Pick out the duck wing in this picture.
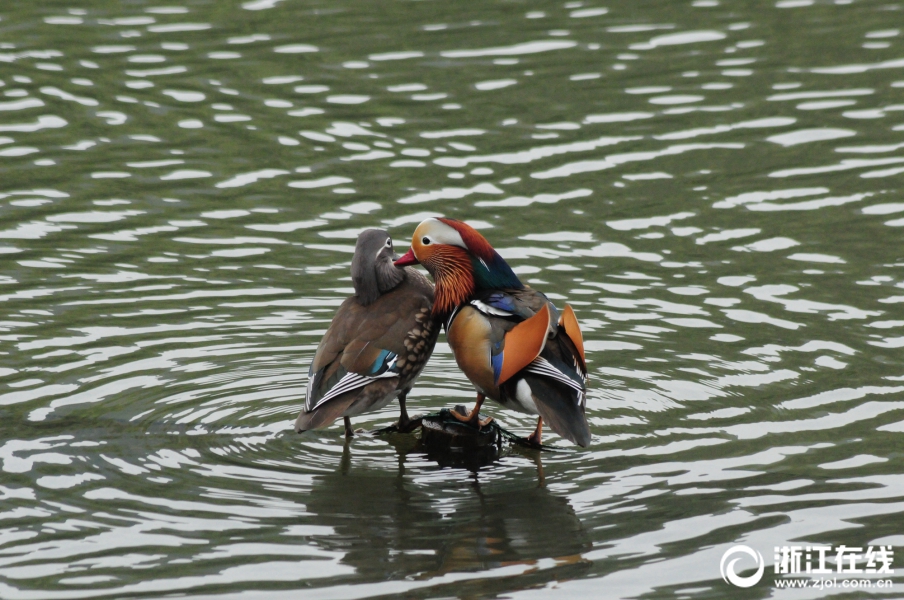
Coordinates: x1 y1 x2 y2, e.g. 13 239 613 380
305 271 435 413
462 288 561 387
449 287 585 389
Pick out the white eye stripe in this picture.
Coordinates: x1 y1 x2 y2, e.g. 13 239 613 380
418 218 466 248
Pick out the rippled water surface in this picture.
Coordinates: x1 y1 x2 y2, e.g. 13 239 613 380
2 1 904 598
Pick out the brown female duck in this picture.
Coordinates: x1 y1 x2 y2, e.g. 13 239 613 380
295 229 438 437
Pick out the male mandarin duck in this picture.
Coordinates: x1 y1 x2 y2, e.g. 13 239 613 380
394 218 591 447
295 229 439 438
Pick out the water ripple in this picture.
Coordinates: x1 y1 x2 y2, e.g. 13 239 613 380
1 1 903 597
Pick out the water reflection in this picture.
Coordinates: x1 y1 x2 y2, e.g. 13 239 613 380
307 442 591 585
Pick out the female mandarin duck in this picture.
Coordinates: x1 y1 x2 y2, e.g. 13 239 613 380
394 218 591 447
295 229 439 438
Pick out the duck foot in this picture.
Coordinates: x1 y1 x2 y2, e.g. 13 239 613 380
447 394 492 429
371 416 425 435
344 417 354 438
524 417 543 448
374 416 424 434
521 437 543 449
395 416 423 433
448 407 494 429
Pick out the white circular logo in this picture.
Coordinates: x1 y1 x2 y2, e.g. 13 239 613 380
720 545 765 588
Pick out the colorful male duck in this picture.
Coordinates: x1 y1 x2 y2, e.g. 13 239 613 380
295 229 438 438
394 218 591 447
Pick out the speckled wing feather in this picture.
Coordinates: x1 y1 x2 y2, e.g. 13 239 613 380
305 269 436 412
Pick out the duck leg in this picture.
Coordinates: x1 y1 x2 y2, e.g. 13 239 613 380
526 417 543 447
449 392 494 429
343 416 354 438
395 391 422 433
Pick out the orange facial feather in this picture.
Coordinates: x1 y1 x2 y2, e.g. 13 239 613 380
428 245 475 316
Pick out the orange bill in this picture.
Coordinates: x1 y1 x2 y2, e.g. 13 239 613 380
559 304 585 366
497 303 551 385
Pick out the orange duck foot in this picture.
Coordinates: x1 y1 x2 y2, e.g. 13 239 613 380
524 417 543 447
448 407 494 429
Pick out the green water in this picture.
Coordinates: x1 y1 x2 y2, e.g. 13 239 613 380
1 1 903 598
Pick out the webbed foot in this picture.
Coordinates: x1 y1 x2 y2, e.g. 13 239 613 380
449 407 494 429
395 416 423 433
525 417 543 447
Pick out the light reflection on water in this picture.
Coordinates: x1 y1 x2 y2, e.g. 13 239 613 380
1 0 903 597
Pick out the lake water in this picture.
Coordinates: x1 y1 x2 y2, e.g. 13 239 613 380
1 1 903 598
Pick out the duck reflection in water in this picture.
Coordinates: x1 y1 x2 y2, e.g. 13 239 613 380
301 441 591 588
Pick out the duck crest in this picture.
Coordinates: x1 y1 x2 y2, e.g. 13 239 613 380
437 218 523 296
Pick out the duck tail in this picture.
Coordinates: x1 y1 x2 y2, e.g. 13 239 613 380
526 375 591 447
518 325 591 447
294 395 356 433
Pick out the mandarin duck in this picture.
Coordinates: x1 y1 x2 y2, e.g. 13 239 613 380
394 218 591 447
295 229 439 437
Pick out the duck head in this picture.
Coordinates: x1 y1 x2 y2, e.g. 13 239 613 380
351 229 404 306
394 218 522 315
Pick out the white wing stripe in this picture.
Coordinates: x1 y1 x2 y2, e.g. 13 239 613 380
307 370 397 412
523 357 585 394
306 376 315 406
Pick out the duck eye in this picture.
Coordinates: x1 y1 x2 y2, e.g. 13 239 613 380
385 238 392 247
421 236 431 245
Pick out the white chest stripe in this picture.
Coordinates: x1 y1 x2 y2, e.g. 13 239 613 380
470 299 513 317
445 305 464 332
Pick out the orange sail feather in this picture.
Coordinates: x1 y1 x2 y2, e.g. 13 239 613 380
559 304 585 369
497 303 551 385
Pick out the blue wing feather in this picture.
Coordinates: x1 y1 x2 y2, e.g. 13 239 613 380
491 352 503 384
367 349 398 375
306 347 399 412
484 292 517 313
